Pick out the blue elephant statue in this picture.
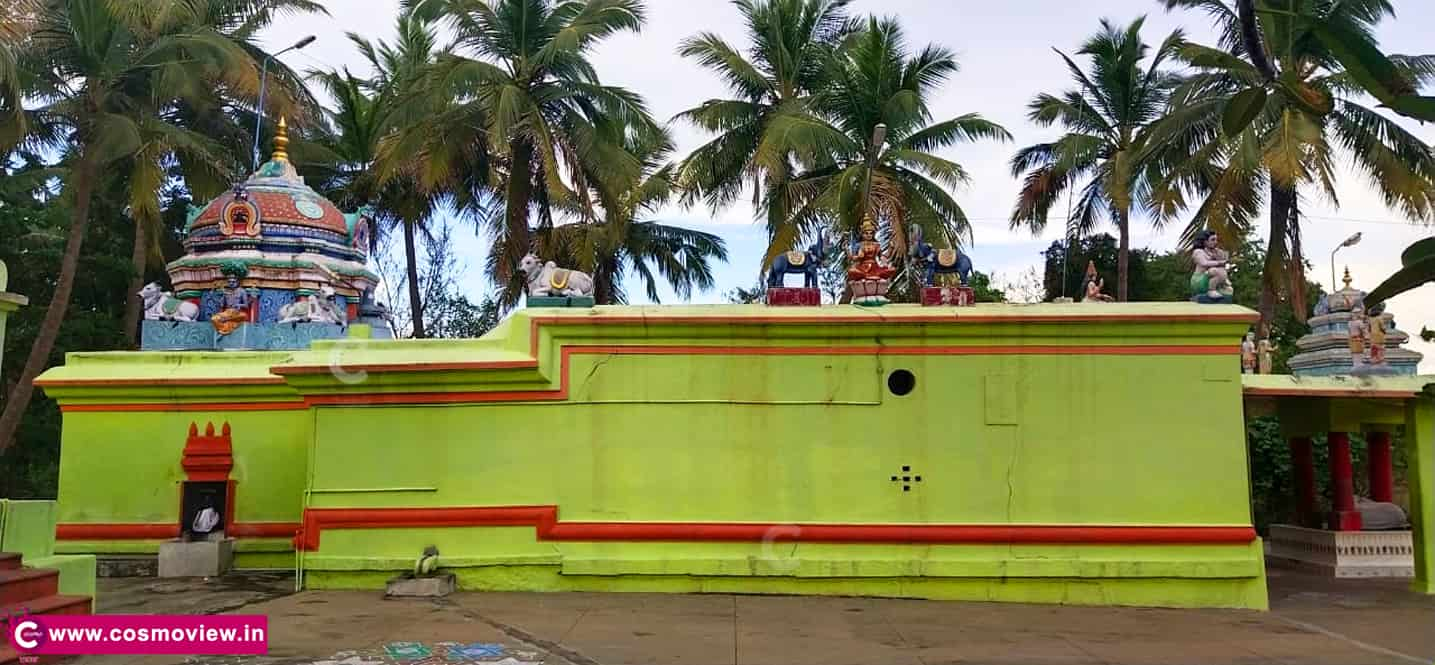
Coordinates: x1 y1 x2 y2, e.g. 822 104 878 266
767 235 827 289
908 225 972 287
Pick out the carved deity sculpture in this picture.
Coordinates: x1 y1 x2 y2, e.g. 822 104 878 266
209 263 254 336
847 219 896 305
1241 332 1258 374
1257 338 1276 374
1368 303 1390 366
1081 261 1113 303
1190 230 1234 302
1348 304 1370 367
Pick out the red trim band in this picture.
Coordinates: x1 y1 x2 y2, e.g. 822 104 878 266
293 505 1256 551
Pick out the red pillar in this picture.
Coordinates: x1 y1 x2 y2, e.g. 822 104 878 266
1290 436 1319 528
1368 431 1395 504
1328 431 1363 531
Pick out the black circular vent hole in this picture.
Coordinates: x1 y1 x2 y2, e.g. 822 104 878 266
887 369 916 396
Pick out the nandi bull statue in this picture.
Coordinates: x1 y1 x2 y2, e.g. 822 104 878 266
908 225 973 287
140 283 199 322
520 253 595 298
278 285 346 324
766 234 827 289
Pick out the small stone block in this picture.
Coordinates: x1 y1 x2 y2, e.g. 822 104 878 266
526 295 595 308
385 573 456 597
921 286 975 306
157 539 234 577
765 287 820 306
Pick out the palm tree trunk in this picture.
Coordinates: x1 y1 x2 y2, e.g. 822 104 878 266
122 215 146 346
1115 205 1130 302
0 151 98 453
402 217 425 339
1258 183 1296 337
503 139 535 281
1235 0 1278 80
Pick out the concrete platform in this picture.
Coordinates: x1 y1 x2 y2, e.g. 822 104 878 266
65 567 1434 665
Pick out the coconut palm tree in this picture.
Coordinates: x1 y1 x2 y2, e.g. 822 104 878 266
673 0 855 235
400 0 660 302
543 128 727 304
312 9 448 337
0 0 301 451
1009 18 1186 302
760 17 1009 265
1157 0 1435 332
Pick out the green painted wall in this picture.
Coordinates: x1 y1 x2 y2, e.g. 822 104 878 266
40 305 1270 607
1 500 97 602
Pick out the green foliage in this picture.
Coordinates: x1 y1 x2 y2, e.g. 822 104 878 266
1 186 132 498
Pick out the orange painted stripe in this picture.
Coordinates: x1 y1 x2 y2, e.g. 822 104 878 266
271 359 539 376
60 401 307 413
37 376 286 387
55 522 300 541
294 505 1257 551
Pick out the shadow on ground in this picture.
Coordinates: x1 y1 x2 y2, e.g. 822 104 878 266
69 567 1434 665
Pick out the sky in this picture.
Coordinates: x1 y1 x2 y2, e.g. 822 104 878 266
259 0 1435 362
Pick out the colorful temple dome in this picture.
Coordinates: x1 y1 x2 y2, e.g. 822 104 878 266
1288 268 1422 376
168 118 379 322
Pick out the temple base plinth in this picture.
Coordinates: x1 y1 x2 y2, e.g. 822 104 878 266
922 286 975 307
765 287 820 306
527 296 596 308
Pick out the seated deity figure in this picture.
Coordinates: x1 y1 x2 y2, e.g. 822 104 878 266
1190 230 1233 301
209 263 254 336
847 219 896 283
1081 261 1113 302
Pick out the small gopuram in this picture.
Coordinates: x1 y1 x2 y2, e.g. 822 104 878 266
140 118 389 351
1251 270 1431 583
1287 268 1422 376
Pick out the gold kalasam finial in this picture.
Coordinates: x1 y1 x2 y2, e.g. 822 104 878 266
1342 265 1352 290
271 116 290 162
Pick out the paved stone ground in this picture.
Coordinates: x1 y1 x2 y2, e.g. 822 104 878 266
68 567 1434 665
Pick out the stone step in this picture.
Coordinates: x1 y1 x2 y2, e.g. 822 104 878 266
0 552 20 570
0 592 93 617
0 567 59 606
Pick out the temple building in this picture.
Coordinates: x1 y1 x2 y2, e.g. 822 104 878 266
27 134 1435 608
141 118 389 351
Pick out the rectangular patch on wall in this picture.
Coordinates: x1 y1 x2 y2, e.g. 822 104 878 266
567 353 882 405
984 374 1018 425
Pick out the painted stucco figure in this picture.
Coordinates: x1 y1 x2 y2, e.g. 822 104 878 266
1081 261 1113 303
279 286 345 325
140 283 199 322
1257 338 1275 374
520 253 595 298
210 263 254 336
1348 303 1369 368
1190 230 1233 302
1241 332 1257 374
1368 302 1390 366
767 235 826 289
846 219 896 306
909 225 972 287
